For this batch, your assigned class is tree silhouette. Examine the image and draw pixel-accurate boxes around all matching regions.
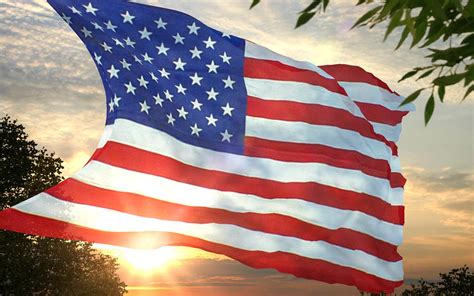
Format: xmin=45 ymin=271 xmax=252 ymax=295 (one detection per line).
xmin=0 ymin=115 xmax=127 ymax=295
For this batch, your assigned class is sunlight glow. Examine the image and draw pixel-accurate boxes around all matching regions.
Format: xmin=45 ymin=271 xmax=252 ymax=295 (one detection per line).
xmin=121 ymin=247 xmax=177 ymax=272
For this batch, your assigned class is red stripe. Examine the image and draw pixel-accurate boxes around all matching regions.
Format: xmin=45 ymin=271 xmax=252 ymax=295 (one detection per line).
xmin=320 ymin=64 xmax=393 ymax=94
xmin=244 ymin=137 xmax=406 ymax=188
xmin=93 ymin=142 xmax=404 ymax=225
xmin=247 ymin=96 xmax=398 ymax=155
xmin=355 ymin=102 xmax=409 ymax=126
xmin=0 ymin=209 xmax=402 ymax=293
xmin=44 ymin=178 xmax=401 ymax=262
xmin=244 ymin=58 xmax=347 ymax=96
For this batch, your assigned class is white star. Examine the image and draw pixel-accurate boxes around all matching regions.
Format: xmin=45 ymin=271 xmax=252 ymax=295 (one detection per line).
xmin=133 ymin=55 xmax=142 ymax=64
xmin=220 ymin=129 xmax=233 ymax=142
xmin=153 ymin=93 xmax=164 ymax=106
xmin=142 ymin=52 xmax=154 ymax=64
xmin=139 ymin=27 xmax=152 ymax=40
xmin=120 ymin=58 xmax=131 ymax=70
xmin=83 ymin=3 xmax=98 ymax=15
xmin=220 ymin=52 xmax=232 ymax=64
xmin=113 ymin=94 xmax=122 ymax=107
xmin=121 ymin=11 xmax=135 ymax=24
xmin=223 ymin=76 xmax=235 ymax=89
xmin=177 ymin=106 xmax=189 ymax=119
xmin=173 ymin=58 xmax=186 ymax=71
xmin=189 ymin=46 xmax=203 ymax=59
xmin=80 ymin=27 xmax=92 ymax=38
xmin=206 ymin=114 xmax=218 ymax=127
xmin=137 ymin=76 xmax=149 ymax=89
xmin=159 ymin=68 xmax=170 ymax=79
xmin=190 ymin=123 xmax=202 ymax=137
xmin=104 ymin=20 xmax=117 ymax=32
xmin=222 ymin=103 xmax=234 ymax=116
xmin=100 ymin=42 xmax=112 ymax=53
xmin=150 ymin=72 xmax=158 ymax=83
xmin=156 ymin=43 xmax=169 ymax=55
xmin=164 ymin=90 xmax=174 ymax=101
xmin=69 ymin=6 xmax=82 ymax=15
xmin=172 ymin=33 xmax=185 ymax=44
xmin=124 ymin=37 xmax=135 ymax=48
xmin=222 ymin=32 xmax=231 ymax=38
xmin=107 ymin=65 xmax=120 ymax=79
xmin=91 ymin=22 xmax=104 ymax=31
xmin=189 ymin=72 xmax=203 ymax=86
xmin=158 ymin=68 xmax=170 ymax=79
xmin=139 ymin=100 xmax=151 ymax=114
xmin=187 ymin=22 xmax=200 ymax=35
xmin=61 ymin=13 xmax=72 ymax=25
xmin=112 ymin=38 xmax=124 ymax=48
xmin=154 ymin=17 xmax=167 ymax=29
xmin=203 ymin=36 xmax=216 ymax=49
xmin=191 ymin=99 xmax=203 ymax=110
xmin=206 ymin=60 xmax=219 ymax=73
xmin=206 ymin=88 xmax=219 ymax=101
xmin=167 ymin=113 xmax=175 ymax=126
xmin=175 ymin=84 xmax=187 ymax=95
xmin=124 ymin=82 xmax=136 ymax=95
xmin=93 ymin=52 xmax=102 ymax=65
xmin=109 ymin=99 xmax=115 ymax=112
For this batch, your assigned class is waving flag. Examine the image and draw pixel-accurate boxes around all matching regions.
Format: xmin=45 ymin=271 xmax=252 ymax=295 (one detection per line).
xmin=0 ymin=0 xmax=415 ymax=293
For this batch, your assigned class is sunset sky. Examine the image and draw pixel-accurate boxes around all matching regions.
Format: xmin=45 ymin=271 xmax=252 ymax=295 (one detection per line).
xmin=0 ymin=0 xmax=472 ymax=295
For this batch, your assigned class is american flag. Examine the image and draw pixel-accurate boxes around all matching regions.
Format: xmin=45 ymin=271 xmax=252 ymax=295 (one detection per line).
xmin=0 ymin=0 xmax=415 ymax=293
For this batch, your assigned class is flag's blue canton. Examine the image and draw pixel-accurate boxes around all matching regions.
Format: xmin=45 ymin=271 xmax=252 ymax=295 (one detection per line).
xmin=49 ymin=0 xmax=247 ymax=154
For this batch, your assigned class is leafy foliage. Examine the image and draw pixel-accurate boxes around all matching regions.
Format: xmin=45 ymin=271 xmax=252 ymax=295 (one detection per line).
xmin=402 ymin=265 xmax=474 ymax=295
xmin=250 ymin=0 xmax=474 ymax=124
xmin=0 ymin=115 xmax=127 ymax=295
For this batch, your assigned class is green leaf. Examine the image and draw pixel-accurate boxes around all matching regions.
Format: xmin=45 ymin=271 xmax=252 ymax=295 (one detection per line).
xmin=379 ymin=0 xmax=400 ymax=20
xmin=384 ymin=9 xmax=404 ymax=41
xmin=322 ymin=0 xmax=329 ymax=10
xmin=399 ymin=69 xmax=419 ymax=82
xmin=438 ymin=85 xmax=445 ymax=102
xmin=463 ymin=85 xmax=474 ymax=101
xmin=424 ymin=95 xmax=435 ymax=125
xmin=300 ymin=0 xmax=320 ymax=13
xmin=433 ymin=74 xmax=465 ymax=86
xmin=295 ymin=12 xmax=316 ymax=28
xmin=352 ymin=5 xmax=383 ymax=28
xmin=400 ymin=89 xmax=423 ymax=106
xmin=249 ymin=0 xmax=260 ymax=9
xmin=417 ymin=68 xmax=434 ymax=80
xmin=411 ymin=20 xmax=427 ymax=48
xmin=396 ymin=25 xmax=410 ymax=49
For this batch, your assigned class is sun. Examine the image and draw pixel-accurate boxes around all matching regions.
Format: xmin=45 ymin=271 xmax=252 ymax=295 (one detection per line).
xmin=95 ymin=244 xmax=178 ymax=273
xmin=120 ymin=247 xmax=177 ymax=272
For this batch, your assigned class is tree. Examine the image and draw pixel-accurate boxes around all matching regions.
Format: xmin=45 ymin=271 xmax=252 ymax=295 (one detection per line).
xmin=0 ymin=115 xmax=127 ymax=295
xmin=402 ymin=265 xmax=474 ymax=295
xmin=250 ymin=0 xmax=474 ymax=124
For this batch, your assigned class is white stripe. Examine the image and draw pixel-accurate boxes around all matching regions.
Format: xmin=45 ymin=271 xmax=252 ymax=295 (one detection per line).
xmin=247 ymin=116 xmax=392 ymax=162
xmin=339 ymin=82 xmax=415 ymax=112
xmin=107 ymin=119 xmax=403 ymax=205
xmin=372 ymin=122 xmax=402 ymax=142
xmin=73 ymin=161 xmax=403 ymax=245
xmin=245 ymin=78 xmax=364 ymax=118
xmin=14 ymin=193 xmax=403 ymax=281
xmin=98 ymin=125 xmax=113 ymax=148
xmin=245 ymin=41 xmax=333 ymax=79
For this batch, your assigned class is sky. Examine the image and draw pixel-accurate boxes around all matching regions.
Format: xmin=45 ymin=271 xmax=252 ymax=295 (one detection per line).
xmin=0 ymin=0 xmax=473 ymax=295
